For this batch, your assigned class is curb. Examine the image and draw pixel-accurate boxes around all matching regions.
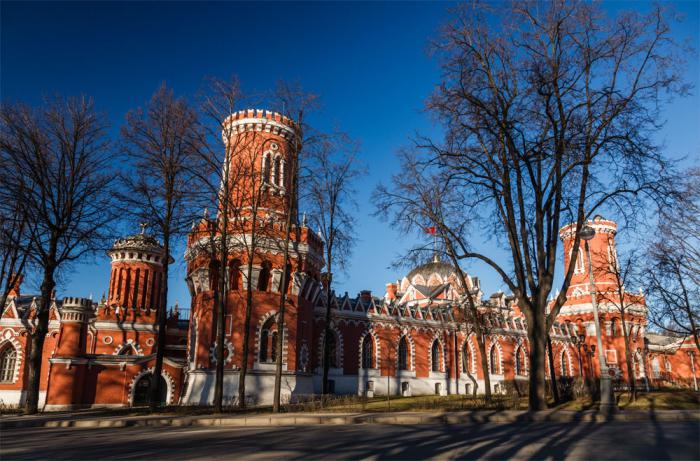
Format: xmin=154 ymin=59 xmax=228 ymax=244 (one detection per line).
xmin=2 ymin=410 xmax=699 ymax=430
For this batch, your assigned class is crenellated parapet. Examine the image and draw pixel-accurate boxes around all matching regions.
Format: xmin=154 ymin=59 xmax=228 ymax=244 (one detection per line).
xmin=60 ymin=297 xmax=94 ymax=324
xmin=222 ymin=109 xmax=298 ymax=143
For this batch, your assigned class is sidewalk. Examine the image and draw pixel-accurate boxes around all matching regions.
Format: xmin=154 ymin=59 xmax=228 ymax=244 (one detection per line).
xmin=2 ymin=408 xmax=698 ymax=429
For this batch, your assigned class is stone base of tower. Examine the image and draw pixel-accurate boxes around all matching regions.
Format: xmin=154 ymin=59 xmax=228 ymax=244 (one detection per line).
xmin=181 ymin=369 xmax=315 ymax=406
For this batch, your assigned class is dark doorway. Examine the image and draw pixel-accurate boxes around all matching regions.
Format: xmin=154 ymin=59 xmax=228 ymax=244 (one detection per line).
xmin=133 ymin=373 xmax=167 ymax=406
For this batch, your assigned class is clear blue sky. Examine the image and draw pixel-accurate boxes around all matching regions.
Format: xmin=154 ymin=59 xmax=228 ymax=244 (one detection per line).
xmin=2 ymin=1 xmax=698 ymax=308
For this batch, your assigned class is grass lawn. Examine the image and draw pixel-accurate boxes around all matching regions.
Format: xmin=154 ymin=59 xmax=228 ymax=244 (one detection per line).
xmin=554 ymin=388 xmax=700 ymax=411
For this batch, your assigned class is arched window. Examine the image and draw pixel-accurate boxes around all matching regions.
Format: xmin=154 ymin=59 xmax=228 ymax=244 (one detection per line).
xmin=489 ymin=344 xmax=500 ymax=375
xmin=0 ymin=345 xmax=17 ymax=383
xmin=141 ymin=269 xmax=149 ymax=309
xmin=561 ymin=351 xmax=571 ymax=377
xmin=431 ymin=341 xmax=441 ymax=372
xmin=515 ymin=347 xmax=526 ymax=376
xmin=258 ymin=261 xmax=271 ymax=292
xmin=262 ymin=154 xmax=271 ymax=182
xmin=462 ymin=342 xmax=473 ymax=374
xmin=610 ymin=319 xmax=618 ymax=338
xmin=271 ymin=331 xmax=278 ymax=362
xmin=273 ymin=156 xmax=281 ymax=187
xmin=229 ymin=259 xmax=241 ymax=290
xmin=652 ymin=356 xmax=661 ymax=378
xmin=361 ymin=334 xmax=374 ymax=369
xmin=259 ymin=317 xmax=277 ymax=363
xmin=573 ymin=248 xmax=585 ymax=274
xmin=398 ymin=336 xmax=409 ymax=371
xmin=132 ymin=268 xmax=140 ymax=309
xmin=325 ymin=332 xmax=338 ymax=368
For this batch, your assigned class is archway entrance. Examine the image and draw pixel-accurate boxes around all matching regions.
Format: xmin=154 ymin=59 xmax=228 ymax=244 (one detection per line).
xmin=133 ymin=373 xmax=167 ymax=406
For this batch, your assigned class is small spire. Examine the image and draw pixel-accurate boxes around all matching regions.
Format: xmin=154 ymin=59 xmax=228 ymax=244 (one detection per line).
xmin=203 ymin=208 xmax=209 ymax=219
xmin=139 ymin=222 xmax=148 ymax=235
xmin=302 ymin=212 xmax=307 ymax=226
xmin=432 ymin=253 xmax=440 ymax=263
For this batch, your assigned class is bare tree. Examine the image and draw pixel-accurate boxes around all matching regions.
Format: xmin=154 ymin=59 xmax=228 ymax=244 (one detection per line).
xmin=307 ymin=134 xmax=362 ymax=397
xmin=646 ymin=168 xmax=700 ymax=353
xmin=595 ymin=248 xmax=645 ymax=401
xmin=271 ymin=82 xmax=318 ymax=413
xmin=1 ymin=97 xmax=116 ymax=414
xmin=0 ymin=176 xmax=32 ymax=315
xmin=193 ymin=76 xmax=255 ymax=412
xmin=421 ymin=1 xmax=686 ymax=409
xmin=374 ymin=149 xmax=492 ymax=400
xmin=119 ymin=84 xmax=204 ymax=410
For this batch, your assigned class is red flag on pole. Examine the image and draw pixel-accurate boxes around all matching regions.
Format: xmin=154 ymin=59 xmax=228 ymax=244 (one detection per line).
xmin=425 ymin=226 xmax=436 ymax=235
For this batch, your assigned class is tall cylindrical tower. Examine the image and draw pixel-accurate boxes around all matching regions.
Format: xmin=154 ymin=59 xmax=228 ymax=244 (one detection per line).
xmin=221 ymin=109 xmax=299 ymax=219
xmin=106 ymin=229 xmax=169 ymax=314
xmin=559 ymin=216 xmax=619 ymax=296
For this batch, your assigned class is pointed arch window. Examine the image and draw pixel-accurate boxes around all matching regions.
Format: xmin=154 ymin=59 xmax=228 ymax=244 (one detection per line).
xmin=361 ymin=334 xmax=374 ymax=369
xmin=489 ymin=344 xmax=500 ymax=375
xmin=516 ymin=347 xmax=526 ymax=376
xmin=325 ymin=332 xmax=338 ymax=368
xmin=398 ymin=336 xmax=409 ymax=371
xmin=259 ymin=316 xmax=278 ymax=363
xmin=0 ymin=345 xmax=17 ymax=383
xmin=262 ymin=153 xmax=271 ymax=183
xmin=273 ymin=156 xmax=282 ymax=187
xmin=561 ymin=351 xmax=571 ymax=377
xmin=461 ymin=342 xmax=473 ymax=374
xmin=258 ymin=261 xmax=271 ymax=292
xmin=431 ymin=341 xmax=441 ymax=372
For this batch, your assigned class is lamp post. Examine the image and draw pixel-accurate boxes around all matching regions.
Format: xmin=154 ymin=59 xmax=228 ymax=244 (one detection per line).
xmin=574 ymin=334 xmax=585 ymax=378
xmin=579 ymin=224 xmax=616 ymax=411
xmin=687 ymin=351 xmax=698 ymax=392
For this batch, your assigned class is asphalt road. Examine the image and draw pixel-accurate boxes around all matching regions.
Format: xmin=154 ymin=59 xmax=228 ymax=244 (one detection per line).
xmin=1 ymin=421 xmax=698 ymax=460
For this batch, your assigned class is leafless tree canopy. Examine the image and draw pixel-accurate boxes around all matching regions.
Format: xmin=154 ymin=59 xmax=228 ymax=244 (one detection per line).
xmin=119 ymin=84 xmax=205 ymax=409
xmin=408 ymin=1 xmax=687 ymax=409
xmin=0 ymin=96 xmax=116 ymax=414
xmin=646 ymin=168 xmax=700 ymax=352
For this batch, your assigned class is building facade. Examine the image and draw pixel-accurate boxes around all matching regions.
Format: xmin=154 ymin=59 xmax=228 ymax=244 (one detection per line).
xmin=0 ymin=110 xmax=697 ymax=409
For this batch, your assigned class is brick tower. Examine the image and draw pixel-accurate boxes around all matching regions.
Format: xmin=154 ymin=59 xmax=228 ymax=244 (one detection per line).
xmin=182 ymin=110 xmax=324 ymax=406
xmin=45 ymin=297 xmax=93 ymax=410
xmin=557 ymin=216 xmax=647 ymax=381
xmin=104 ymin=227 xmax=169 ymax=323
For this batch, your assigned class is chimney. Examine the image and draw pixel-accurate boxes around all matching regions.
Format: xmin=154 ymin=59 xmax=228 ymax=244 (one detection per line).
xmin=385 ymin=283 xmax=398 ymax=301
xmin=360 ymin=290 xmax=372 ymax=302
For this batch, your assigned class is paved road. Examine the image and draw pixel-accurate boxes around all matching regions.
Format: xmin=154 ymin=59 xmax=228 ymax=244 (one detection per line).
xmin=2 ymin=421 xmax=698 ymax=460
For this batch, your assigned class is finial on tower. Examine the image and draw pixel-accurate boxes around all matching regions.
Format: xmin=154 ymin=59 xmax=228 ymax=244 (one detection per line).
xmin=139 ymin=222 xmax=148 ymax=235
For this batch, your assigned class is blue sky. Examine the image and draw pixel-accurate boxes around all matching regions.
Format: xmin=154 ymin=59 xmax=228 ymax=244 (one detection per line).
xmin=2 ymin=1 xmax=698 ymax=308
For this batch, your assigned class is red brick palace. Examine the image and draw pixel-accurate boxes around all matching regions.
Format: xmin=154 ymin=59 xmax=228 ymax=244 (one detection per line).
xmin=0 ymin=110 xmax=697 ymax=409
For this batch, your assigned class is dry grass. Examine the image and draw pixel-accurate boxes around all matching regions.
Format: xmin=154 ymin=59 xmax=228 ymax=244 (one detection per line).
xmin=554 ymin=389 xmax=700 ymax=411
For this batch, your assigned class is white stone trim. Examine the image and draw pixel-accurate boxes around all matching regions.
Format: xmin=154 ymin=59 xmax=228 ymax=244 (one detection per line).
xmin=358 ymin=328 xmax=381 ymax=370
xmin=0 ymin=331 xmax=23 ymax=383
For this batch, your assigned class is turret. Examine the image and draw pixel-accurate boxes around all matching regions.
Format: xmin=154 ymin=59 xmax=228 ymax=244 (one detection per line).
xmin=106 ymin=226 xmax=171 ymax=315
xmin=559 ymin=216 xmax=619 ymax=297
xmin=46 ymin=296 xmax=94 ymax=409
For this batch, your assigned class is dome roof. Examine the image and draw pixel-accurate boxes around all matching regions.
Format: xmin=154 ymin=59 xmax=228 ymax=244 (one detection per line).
xmin=406 ymin=257 xmax=460 ymax=282
xmin=110 ymin=231 xmax=164 ymax=254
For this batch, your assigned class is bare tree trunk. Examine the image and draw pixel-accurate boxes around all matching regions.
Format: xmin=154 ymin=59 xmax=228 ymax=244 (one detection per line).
xmin=547 ymin=334 xmax=560 ymax=405
xmin=214 ymin=218 xmax=229 ymax=412
xmin=238 ymin=218 xmax=257 ymax=409
xmin=150 ymin=236 xmax=169 ymax=410
xmin=621 ymin=317 xmax=636 ymax=401
xmin=273 ymin=207 xmax=295 ymax=412
xmin=475 ymin=331 xmax=491 ymax=399
xmin=322 ymin=271 xmax=333 ymax=396
xmin=528 ymin=313 xmax=548 ymax=411
xmin=25 ymin=262 xmax=56 ymax=414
